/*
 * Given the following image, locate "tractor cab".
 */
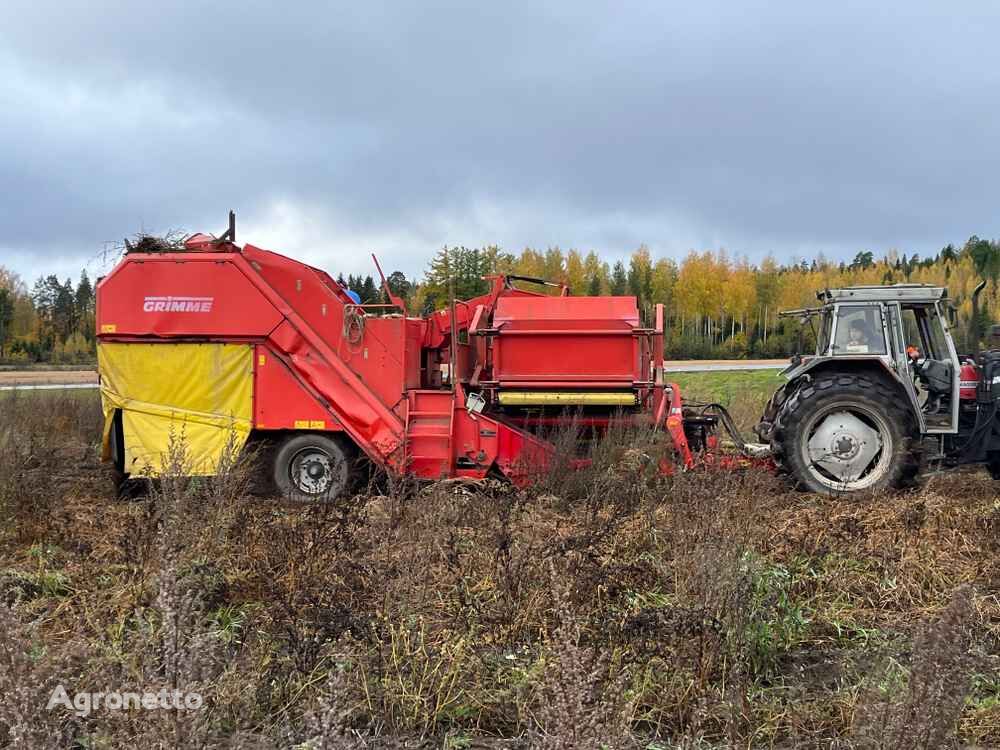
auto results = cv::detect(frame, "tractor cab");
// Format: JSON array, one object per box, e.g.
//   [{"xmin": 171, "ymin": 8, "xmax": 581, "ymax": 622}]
[{"xmin": 810, "ymin": 285, "xmax": 961, "ymax": 433}]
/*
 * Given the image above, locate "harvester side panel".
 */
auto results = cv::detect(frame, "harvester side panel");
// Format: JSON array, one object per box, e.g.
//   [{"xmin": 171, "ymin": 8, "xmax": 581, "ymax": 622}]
[
  {"xmin": 489, "ymin": 295, "xmax": 643, "ymax": 388},
  {"xmin": 450, "ymin": 403, "xmax": 554, "ymax": 481},
  {"xmin": 96, "ymin": 255, "xmax": 285, "ymax": 338},
  {"xmin": 253, "ymin": 345, "xmax": 343, "ymax": 432},
  {"xmin": 244, "ymin": 245, "xmax": 414, "ymax": 435},
  {"xmin": 264, "ymin": 319, "xmax": 404, "ymax": 463},
  {"xmin": 343, "ymin": 316, "xmax": 413, "ymax": 408}
]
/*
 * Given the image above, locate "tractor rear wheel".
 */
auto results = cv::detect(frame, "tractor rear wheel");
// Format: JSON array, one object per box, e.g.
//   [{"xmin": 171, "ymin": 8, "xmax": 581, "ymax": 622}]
[
  {"xmin": 771, "ymin": 373, "xmax": 918, "ymax": 495},
  {"xmin": 273, "ymin": 433, "xmax": 355, "ymax": 501}
]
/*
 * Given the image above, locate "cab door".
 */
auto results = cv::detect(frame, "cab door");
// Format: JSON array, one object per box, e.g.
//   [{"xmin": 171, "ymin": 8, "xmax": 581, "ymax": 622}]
[{"xmin": 898, "ymin": 303, "xmax": 960, "ymax": 433}]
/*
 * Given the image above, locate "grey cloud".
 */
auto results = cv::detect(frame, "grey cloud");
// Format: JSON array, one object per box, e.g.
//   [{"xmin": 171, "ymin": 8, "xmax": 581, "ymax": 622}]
[{"xmin": 1, "ymin": 0, "xmax": 999, "ymax": 283}]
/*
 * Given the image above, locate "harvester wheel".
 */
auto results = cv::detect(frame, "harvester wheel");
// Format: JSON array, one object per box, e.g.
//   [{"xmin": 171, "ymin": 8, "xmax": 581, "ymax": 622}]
[
  {"xmin": 771, "ymin": 373, "xmax": 918, "ymax": 495},
  {"xmin": 108, "ymin": 409, "xmax": 145, "ymax": 500},
  {"xmin": 273, "ymin": 433, "xmax": 354, "ymax": 501}
]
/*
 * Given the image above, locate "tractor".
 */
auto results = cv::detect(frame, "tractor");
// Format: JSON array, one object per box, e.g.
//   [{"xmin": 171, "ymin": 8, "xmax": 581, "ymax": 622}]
[{"xmin": 755, "ymin": 282, "xmax": 1000, "ymax": 494}]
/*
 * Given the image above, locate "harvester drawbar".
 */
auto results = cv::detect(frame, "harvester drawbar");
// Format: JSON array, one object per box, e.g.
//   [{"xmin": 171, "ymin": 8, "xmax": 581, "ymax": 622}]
[{"xmin": 96, "ymin": 220, "xmax": 755, "ymax": 499}]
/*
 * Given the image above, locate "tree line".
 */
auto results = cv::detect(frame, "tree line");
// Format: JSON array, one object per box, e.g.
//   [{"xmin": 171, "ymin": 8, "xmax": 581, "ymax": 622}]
[
  {"xmin": 2, "ymin": 234, "xmax": 998, "ymax": 363},
  {"xmin": 401, "ymin": 236, "xmax": 1000, "ymax": 358},
  {"xmin": 0, "ymin": 270, "xmax": 95, "ymax": 363}
]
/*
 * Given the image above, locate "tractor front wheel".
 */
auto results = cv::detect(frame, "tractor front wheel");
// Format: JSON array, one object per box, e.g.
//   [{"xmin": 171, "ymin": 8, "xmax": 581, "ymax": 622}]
[
  {"xmin": 273, "ymin": 433, "xmax": 355, "ymax": 501},
  {"xmin": 772, "ymin": 374, "xmax": 917, "ymax": 495}
]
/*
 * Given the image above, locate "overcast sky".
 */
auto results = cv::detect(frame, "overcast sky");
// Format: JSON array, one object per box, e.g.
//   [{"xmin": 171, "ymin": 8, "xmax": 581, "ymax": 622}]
[{"xmin": 2, "ymin": 0, "xmax": 999, "ymax": 285}]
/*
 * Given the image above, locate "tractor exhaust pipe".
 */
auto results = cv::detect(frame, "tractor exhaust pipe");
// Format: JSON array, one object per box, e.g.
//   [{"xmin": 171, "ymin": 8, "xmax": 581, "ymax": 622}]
[{"xmin": 971, "ymin": 280, "xmax": 987, "ymax": 359}]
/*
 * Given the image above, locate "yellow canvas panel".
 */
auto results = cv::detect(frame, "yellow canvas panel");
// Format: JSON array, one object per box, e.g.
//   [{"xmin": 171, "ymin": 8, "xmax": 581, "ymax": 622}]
[{"xmin": 99, "ymin": 342, "xmax": 253, "ymax": 476}]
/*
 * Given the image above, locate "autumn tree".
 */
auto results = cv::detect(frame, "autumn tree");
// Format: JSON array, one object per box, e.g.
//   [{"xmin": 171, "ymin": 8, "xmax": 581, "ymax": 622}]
[
  {"xmin": 627, "ymin": 246, "xmax": 654, "ymax": 311},
  {"xmin": 407, "ymin": 233, "xmax": 1000, "ymax": 358},
  {"xmin": 583, "ymin": 251, "xmax": 608, "ymax": 296},
  {"xmin": 565, "ymin": 250, "xmax": 586, "ymax": 294}
]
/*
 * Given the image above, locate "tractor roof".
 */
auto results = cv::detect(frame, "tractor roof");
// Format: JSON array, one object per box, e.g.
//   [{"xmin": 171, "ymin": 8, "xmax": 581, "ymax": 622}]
[{"xmin": 818, "ymin": 284, "xmax": 947, "ymax": 304}]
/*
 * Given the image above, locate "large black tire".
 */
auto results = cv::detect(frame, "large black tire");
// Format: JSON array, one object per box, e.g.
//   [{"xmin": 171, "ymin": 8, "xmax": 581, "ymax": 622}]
[
  {"xmin": 755, "ymin": 380, "xmax": 798, "ymax": 474},
  {"xmin": 272, "ymin": 433, "xmax": 356, "ymax": 501},
  {"xmin": 108, "ymin": 409, "xmax": 146, "ymax": 500},
  {"xmin": 771, "ymin": 373, "xmax": 919, "ymax": 495}
]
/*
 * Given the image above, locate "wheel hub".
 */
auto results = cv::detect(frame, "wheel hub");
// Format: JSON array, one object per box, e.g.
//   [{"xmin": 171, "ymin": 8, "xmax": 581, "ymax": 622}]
[
  {"xmin": 807, "ymin": 410, "xmax": 882, "ymax": 484},
  {"xmin": 294, "ymin": 451, "xmax": 334, "ymax": 495},
  {"xmin": 833, "ymin": 434, "xmax": 859, "ymax": 460}
]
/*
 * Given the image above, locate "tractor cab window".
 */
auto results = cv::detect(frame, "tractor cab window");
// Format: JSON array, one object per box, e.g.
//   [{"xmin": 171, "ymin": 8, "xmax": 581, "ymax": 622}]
[
  {"xmin": 926, "ymin": 305, "xmax": 951, "ymax": 360},
  {"xmin": 900, "ymin": 304, "xmax": 950, "ymax": 361},
  {"xmin": 833, "ymin": 305, "xmax": 886, "ymax": 355}
]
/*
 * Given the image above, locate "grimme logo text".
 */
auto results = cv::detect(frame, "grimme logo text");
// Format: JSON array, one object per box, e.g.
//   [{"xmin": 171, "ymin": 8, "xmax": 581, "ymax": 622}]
[{"xmin": 143, "ymin": 295, "xmax": 214, "ymax": 313}]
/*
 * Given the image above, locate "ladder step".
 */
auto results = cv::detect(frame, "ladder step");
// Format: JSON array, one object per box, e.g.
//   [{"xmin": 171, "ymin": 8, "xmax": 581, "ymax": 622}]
[{"xmin": 407, "ymin": 391, "xmax": 454, "ymax": 469}]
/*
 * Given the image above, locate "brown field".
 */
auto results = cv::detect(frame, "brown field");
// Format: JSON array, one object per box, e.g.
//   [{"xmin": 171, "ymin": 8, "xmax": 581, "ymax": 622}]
[{"xmin": 1, "ymin": 388, "xmax": 998, "ymax": 749}]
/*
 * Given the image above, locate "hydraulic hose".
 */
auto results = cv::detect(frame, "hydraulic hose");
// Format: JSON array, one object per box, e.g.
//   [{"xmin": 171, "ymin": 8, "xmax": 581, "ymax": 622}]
[{"xmin": 687, "ymin": 401, "xmax": 748, "ymax": 452}]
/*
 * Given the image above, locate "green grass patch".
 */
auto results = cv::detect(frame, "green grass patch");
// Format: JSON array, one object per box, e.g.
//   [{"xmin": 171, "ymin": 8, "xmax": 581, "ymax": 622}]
[
  {"xmin": 665, "ymin": 369, "xmax": 786, "ymax": 431},
  {"xmin": 666, "ymin": 369, "xmax": 786, "ymax": 406}
]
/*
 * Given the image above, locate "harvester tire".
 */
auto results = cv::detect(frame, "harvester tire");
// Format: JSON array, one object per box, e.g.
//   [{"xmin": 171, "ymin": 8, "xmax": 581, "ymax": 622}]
[
  {"xmin": 273, "ymin": 433, "xmax": 354, "ymax": 501},
  {"xmin": 108, "ymin": 409, "xmax": 146, "ymax": 500},
  {"xmin": 771, "ymin": 373, "xmax": 918, "ymax": 495}
]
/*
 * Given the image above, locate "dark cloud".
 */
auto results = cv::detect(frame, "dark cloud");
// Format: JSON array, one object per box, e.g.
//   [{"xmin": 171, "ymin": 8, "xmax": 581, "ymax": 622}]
[{"xmin": 2, "ymin": 0, "xmax": 999, "ymax": 283}]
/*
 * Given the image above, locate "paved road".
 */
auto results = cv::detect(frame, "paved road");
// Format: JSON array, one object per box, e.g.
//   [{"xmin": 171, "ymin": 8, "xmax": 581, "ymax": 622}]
[
  {"xmin": 0, "ymin": 369, "xmax": 98, "ymax": 392},
  {"xmin": 0, "ymin": 360, "xmax": 789, "ymax": 391},
  {"xmin": 0, "ymin": 382, "xmax": 100, "ymax": 392},
  {"xmin": 663, "ymin": 360, "xmax": 787, "ymax": 372}
]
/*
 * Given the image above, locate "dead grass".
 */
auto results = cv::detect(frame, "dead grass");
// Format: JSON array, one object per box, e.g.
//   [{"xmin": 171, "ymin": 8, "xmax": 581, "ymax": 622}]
[{"xmin": 0, "ymin": 390, "xmax": 998, "ymax": 748}]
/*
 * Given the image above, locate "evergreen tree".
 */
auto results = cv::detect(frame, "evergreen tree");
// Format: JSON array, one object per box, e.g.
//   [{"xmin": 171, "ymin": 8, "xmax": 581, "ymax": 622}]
[
  {"xmin": 965, "ymin": 236, "xmax": 1000, "ymax": 283},
  {"xmin": 609, "ymin": 261, "xmax": 628, "ymax": 296},
  {"xmin": 32, "ymin": 275, "xmax": 61, "ymax": 351},
  {"xmin": 582, "ymin": 252, "xmax": 608, "ymax": 295},
  {"xmin": 53, "ymin": 278, "xmax": 76, "ymax": 339},
  {"xmin": 850, "ymin": 251, "xmax": 875, "ymax": 270},
  {"xmin": 75, "ymin": 271, "xmax": 95, "ymax": 340},
  {"xmin": 385, "ymin": 271, "xmax": 412, "ymax": 303},
  {"xmin": 422, "ymin": 246, "xmax": 495, "ymax": 306},
  {"xmin": 0, "ymin": 287, "xmax": 13, "ymax": 357},
  {"xmin": 360, "ymin": 276, "xmax": 378, "ymax": 303}
]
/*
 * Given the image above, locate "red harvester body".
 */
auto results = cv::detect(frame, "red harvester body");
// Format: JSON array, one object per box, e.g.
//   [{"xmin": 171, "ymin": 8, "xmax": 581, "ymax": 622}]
[{"xmin": 96, "ymin": 230, "xmax": 716, "ymax": 495}]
